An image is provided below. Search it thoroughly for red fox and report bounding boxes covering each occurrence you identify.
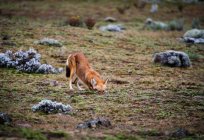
[66,52,108,93]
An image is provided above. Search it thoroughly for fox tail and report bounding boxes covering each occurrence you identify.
[66,56,71,78]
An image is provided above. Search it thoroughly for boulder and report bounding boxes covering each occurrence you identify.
[99,24,125,32]
[0,112,12,125]
[77,118,111,129]
[32,99,72,114]
[153,50,191,67]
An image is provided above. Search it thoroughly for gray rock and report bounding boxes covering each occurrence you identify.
[182,37,204,44]
[181,29,204,44]
[144,18,168,30]
[77,118,111,129]
[150,4,158,13]
[0,112,12,125]
[99,24,125,32]
[34,38,62,47]
[183,29,204,38]
[32,99,72,114]
[153,50,191,67]
[144,18,183,31]
[104,17,117,22]
[169,128,191,137]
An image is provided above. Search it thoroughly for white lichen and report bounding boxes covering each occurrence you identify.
[153,50,191,67]
[32,99,72,114]
[0,49,63,74]
[144,18,183,31]
[34,38,62,47]
[99,24,125,32]
[181,29,204,44]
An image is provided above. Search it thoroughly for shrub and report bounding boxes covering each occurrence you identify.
[68,16,82,27]
[85,17,96,30]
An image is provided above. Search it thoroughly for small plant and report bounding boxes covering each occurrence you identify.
[21,128,47,140]
[85,17,96,30]
[68,16,82,27]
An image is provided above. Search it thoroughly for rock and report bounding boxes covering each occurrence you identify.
[169,128,191,137]
[183,29,204,38]
[34,38,62,47]
[0,49,63,74]
[144,18,183,31]
[181,29,204,44]
[150,4,158,13]
[182,37,204,44]
[32,99,72,114]
[2,35,11,40]
[99,24,125,32]
[77,118,111,129]
[153,50,191,67]
[144,18,168,30]
[0,112,12,125]
[104,17,117,22]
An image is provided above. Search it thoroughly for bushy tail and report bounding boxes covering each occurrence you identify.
[66,58,70,77]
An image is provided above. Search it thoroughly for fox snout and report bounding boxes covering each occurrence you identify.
[91,78,108,93]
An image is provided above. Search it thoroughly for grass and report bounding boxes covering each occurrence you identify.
[0,0,204,139]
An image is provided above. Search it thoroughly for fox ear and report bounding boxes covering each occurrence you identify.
[91,78,97,87]
[105,79,108,85]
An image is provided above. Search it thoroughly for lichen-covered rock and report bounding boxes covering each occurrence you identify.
[181,29,204,44]
[150,4,158,13]
[144,18,168,30]
[77,118,111,129]
[144,18,183,31]
[0,112,12,125]
[183,29,204,38]
[32,99,72,114]
[0,49,63,74]
[99,24,125,32]
[104,17,117,22]
[34,38,62,47]
[153,50,191,67]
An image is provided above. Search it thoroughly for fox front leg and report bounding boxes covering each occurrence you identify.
[77,80,85,91]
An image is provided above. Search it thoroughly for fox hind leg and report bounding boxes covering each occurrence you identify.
[66,55,76,91]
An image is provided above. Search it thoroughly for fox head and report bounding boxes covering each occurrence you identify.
[91,78,108,93]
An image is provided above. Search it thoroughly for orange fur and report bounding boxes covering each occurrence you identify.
[66,52,107,92]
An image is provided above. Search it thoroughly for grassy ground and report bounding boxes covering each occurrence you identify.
[0,0,204,139]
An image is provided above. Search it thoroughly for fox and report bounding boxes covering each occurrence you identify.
[66,52,108,93]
